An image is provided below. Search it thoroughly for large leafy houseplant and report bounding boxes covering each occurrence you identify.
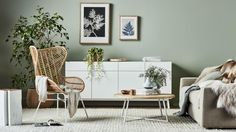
[85,47,104,79]
[139,66,170,88]
[5,6,69,89]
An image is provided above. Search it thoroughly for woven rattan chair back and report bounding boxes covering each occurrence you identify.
[29,46,67,92]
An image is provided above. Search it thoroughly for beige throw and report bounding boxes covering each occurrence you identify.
[68,91,80,118]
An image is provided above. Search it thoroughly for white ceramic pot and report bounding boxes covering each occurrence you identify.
[143,77,156,89]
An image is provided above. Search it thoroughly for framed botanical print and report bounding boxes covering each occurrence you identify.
[80,3,110,44]
[119,16,138,40]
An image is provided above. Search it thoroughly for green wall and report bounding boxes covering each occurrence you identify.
[1,0,236,107]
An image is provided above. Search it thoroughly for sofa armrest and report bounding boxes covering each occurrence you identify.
[178,77,197,108]
[179,77,197,89]
[201,87,217,108]
[189,85,236,128]
[199,87,219,128]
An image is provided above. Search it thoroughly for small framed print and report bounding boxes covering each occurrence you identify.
[80,3,110,44]
[119,16,138,40]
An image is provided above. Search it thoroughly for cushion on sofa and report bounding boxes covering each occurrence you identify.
[194,66,221,84]
[195,71,222,84]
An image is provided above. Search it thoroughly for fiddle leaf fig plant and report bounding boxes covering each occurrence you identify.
[5,6,69,89]
[85,47,104,79]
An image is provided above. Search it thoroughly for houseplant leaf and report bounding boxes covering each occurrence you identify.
[5,6,69,89]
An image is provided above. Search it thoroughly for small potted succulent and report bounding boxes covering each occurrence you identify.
[139,66,170,89]
[85,47,104,79]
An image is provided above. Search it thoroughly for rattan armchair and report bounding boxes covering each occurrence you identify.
[29,46,88,122]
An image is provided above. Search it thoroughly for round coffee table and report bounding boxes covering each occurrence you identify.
[114,93,175,122]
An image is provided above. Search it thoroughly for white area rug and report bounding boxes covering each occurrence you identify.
[0,108,234,132]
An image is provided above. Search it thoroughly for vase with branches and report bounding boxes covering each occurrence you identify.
[139,66,170,89]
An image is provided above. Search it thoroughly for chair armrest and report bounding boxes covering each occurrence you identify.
[62,76,85,92]
[179,77,197,89]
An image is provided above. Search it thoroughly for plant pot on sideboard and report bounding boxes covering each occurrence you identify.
[26,88,54,108]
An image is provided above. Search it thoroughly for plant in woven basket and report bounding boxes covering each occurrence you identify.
[139,66,170,88]
[5,6,69,89]
[85,47,104,79]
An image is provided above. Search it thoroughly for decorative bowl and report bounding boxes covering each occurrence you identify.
[121,90,130,95]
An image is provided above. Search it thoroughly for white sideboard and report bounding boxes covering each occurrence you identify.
[65,61,172,100]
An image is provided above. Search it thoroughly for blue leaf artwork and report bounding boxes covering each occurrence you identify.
[122,21,134,36]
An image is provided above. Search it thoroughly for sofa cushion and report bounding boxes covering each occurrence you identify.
[194,66,221,84]
[195,71,222,84]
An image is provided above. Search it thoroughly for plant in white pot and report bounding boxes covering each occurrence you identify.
[85,47,104,79]
[5,6,69,107]
[139,66,170,89]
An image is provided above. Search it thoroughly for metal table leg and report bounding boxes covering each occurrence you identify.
[158,99,163,116]
[123,99,130,123]
[162,99,168,122]
[121,98,169,123]
[166,99,170,109]
[121,99,127,116]
[56,93,59,116]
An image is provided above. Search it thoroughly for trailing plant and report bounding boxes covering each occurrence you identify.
[85,47,104,79]
[5,6,69,89]
[139,66,170,88]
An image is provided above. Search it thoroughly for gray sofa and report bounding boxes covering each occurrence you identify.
[180,77,236,128]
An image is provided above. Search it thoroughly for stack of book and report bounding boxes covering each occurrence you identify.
[142,56,161,62]
[135,89,160,95]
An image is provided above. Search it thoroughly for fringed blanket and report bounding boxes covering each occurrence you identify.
[199,80,236,116]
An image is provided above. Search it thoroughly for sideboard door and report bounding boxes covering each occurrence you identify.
[118,62,145,91]
[92,72,118,99]
[92,62,118,99]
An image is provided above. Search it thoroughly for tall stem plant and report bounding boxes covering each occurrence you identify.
[5,6,69,89]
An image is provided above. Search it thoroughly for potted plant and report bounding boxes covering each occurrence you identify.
[139,66,170,89]
[85,47,104,79]
[5,6,69,107]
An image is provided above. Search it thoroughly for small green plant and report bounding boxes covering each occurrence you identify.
[139,66,170,88]
[85,47,104,79]
[5,6,69,89]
